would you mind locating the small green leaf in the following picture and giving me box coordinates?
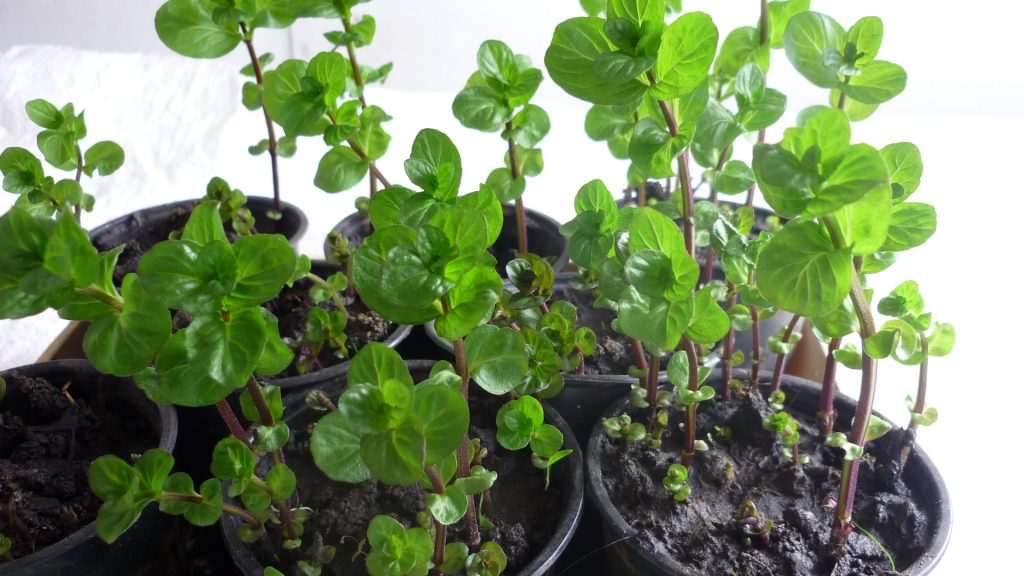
[426,483,468,525]
[311,410,371,483]
[405,129,462,201]
[841,61,907,105]
[26,99,63,129]
[544,17,647,105]
[211,437,255,482]
[466,325,528,395]
[315,146,369,193]
[155,0,242,58]
[865,415,892,442]
[453,86,512,132]
[361,425,426,485]
[927,322,955,357]
[496,396,544,450]
[266,463,297,500]
[651,12,718,100]
[530,423,563,458]
[784,11,844,88]
[256,421,290,452]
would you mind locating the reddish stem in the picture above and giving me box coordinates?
[818,337,842,436]
[239,23,282,213]
[749,305,762,389]
[720,292,738,400]
[216,400,252,450]
[681,338,700,468]
[770,315,802,392]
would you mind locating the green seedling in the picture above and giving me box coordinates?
[662,463,691,502]
[453,39,549,255]
[762,411,807,465]
[736,499,774,547]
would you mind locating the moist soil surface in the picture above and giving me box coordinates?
[594,387,931,575]
[551,284,669,376]
[253,393,566,576]
[0,373,157,560]
[262,275,394,379]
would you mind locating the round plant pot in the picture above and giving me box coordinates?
[324,204,569,276]
[585,370,951,575]
[90,195,308,262]
[0,360,177,575]
[221,360,585,576]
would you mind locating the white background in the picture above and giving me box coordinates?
[1,1,1021,574]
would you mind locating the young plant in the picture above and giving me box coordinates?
[0,99,124,217]
[453,39,549,255]
[154,0,324,213]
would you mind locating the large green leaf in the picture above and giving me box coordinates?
[414,384,468,464]
[881,202,936,252]
[452,86,512,132]
[315,146,369,193]
[880,142,922,203]
[545,18,648,105]
[352,226,440,324]
[683,286,730,345]
[361,425,425,485]
[627,207,685,255]
[783,11,844,88]
[155,0,242,58]
[466,325,527,395]
[617,287,689,353]
[226,234,295,309]
[767,0,811,49]
[349,343,414,389]
[651,12,717,100]
[137,239,236,313]
[434,267,502,341]
[84,274,171,376]
[404,129,462,201]
[311,410,372,483]
[756,221,852,317]
[832,185,891,255]
[841,61,906,105]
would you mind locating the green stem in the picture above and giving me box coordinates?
[442,296,481,549]
[306,272,348,312]
[161,492,204,505]
[238,22,282,213]
[75,285,123,312]
[744,0,769,209]
[681,337,700,468]
[346,138,392,189]
[900,334,929,470]
[223,504,262,528]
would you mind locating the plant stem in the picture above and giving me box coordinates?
[74,285,123,313]
[504,120,529,255]
[818,337,842,436]
[239,23,282,213]
[638,182,647,207]
[244,378,298,541]
[749,303,761,389]
[629,337,651,403]
[823,217,877,556]
[216,400,253,450]
[647,354,661,426]
[223,504,263,528]
[346,138,391,188]
[769,315,802,392]
[340,15,368,109]
[900,334,929,470]
[647,70,695,258]
[702,149,730,284]
[443,298,481,549]
[720,290,738,400]
[744,0,770,208]
[424,465,447,574]
[305,272,348,312]
[161,492,204,505]
[680,337,700,468]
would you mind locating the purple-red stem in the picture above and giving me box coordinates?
[216,400,252,450]
[244,379,298,541]
[680,338,700,468]
[745,0,769,208]
[449,315,481,550]
[647,354,661,426]
[769,315,802,392]
[239,23,282,213]
[505,120,528,256]
[818,337,842,436]
[720,292,738,400]
[749,305,762,389]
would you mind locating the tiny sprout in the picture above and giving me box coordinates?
[694,439,709,452]
[826,432,864,461]
[905,395,938,427]
[736,499,774,547]
[768,390,786,412]
[662,464,692,502]
[602,414,646,442]
[305,390,336,412]
[762,412,806,464]
[629,385,649,408]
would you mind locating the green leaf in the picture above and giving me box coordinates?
[414,383,469,464]
[226,234,296,308]
[847,16,883,63]
[832,184,891,256]
[628,207,685,255]
[254,309,294,376]
[594,51,656,83]
[82,140,125,176]
[454,466,497,496]
[784,11,844,88]
[183,478,223,527]
[607,0,665,27]
[45,209,100,288]
[714,26,768,80]
[256,421,290,452]
[89,455,137,501]
[544,17,648,105]
[880,142,922,203]
[181,201,229,245]
[266,463,296,500]
[352,226,439,325]
[881,202,935,252]
[756,221,852,317]
[84,274,170,376]
[530,423,563,458]
[617,287,689,353]
[362,425,426,485]
[315,146,369,193]
[865,329,897,359]
[712,160,755,195]
[0,147,45,195]
[426,483,468,526]
[865,415,892,442]
[455,188,504,247]
[684,286,730,344]
[453,86,512,132]
[927,322,955,357]
[628,118,683,178]
[137,239,234,313]
[767,0,811,49]
[26,99,63,129]
[466,325,527,395]
[211,437,255,481]
[435,267,502,340]
[508,104,551,148]
[96,497,147,545]
[841,61,907,105]
[496,396,544,450]
[155,0,242,58]
[405,129,462,201]
[878,281,924,318]
[311,409,371,483]
[651,12,717,100]
[692,100,743,168]
[736,88,786,132]
[811,143,889,217]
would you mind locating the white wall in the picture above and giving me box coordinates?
[2,0,1021,117]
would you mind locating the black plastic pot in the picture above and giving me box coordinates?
[221,360,585,576]
[585,370,951,575]
[89,196,308,252]
[0,360,178,575]
[323,204,570,275]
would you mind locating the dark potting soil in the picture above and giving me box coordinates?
[255,393,564,576]
[262,277,394,379]
[0,373,157,560]
[109,204,195,285]
[594,388,930,575]
[550,285,669,376]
